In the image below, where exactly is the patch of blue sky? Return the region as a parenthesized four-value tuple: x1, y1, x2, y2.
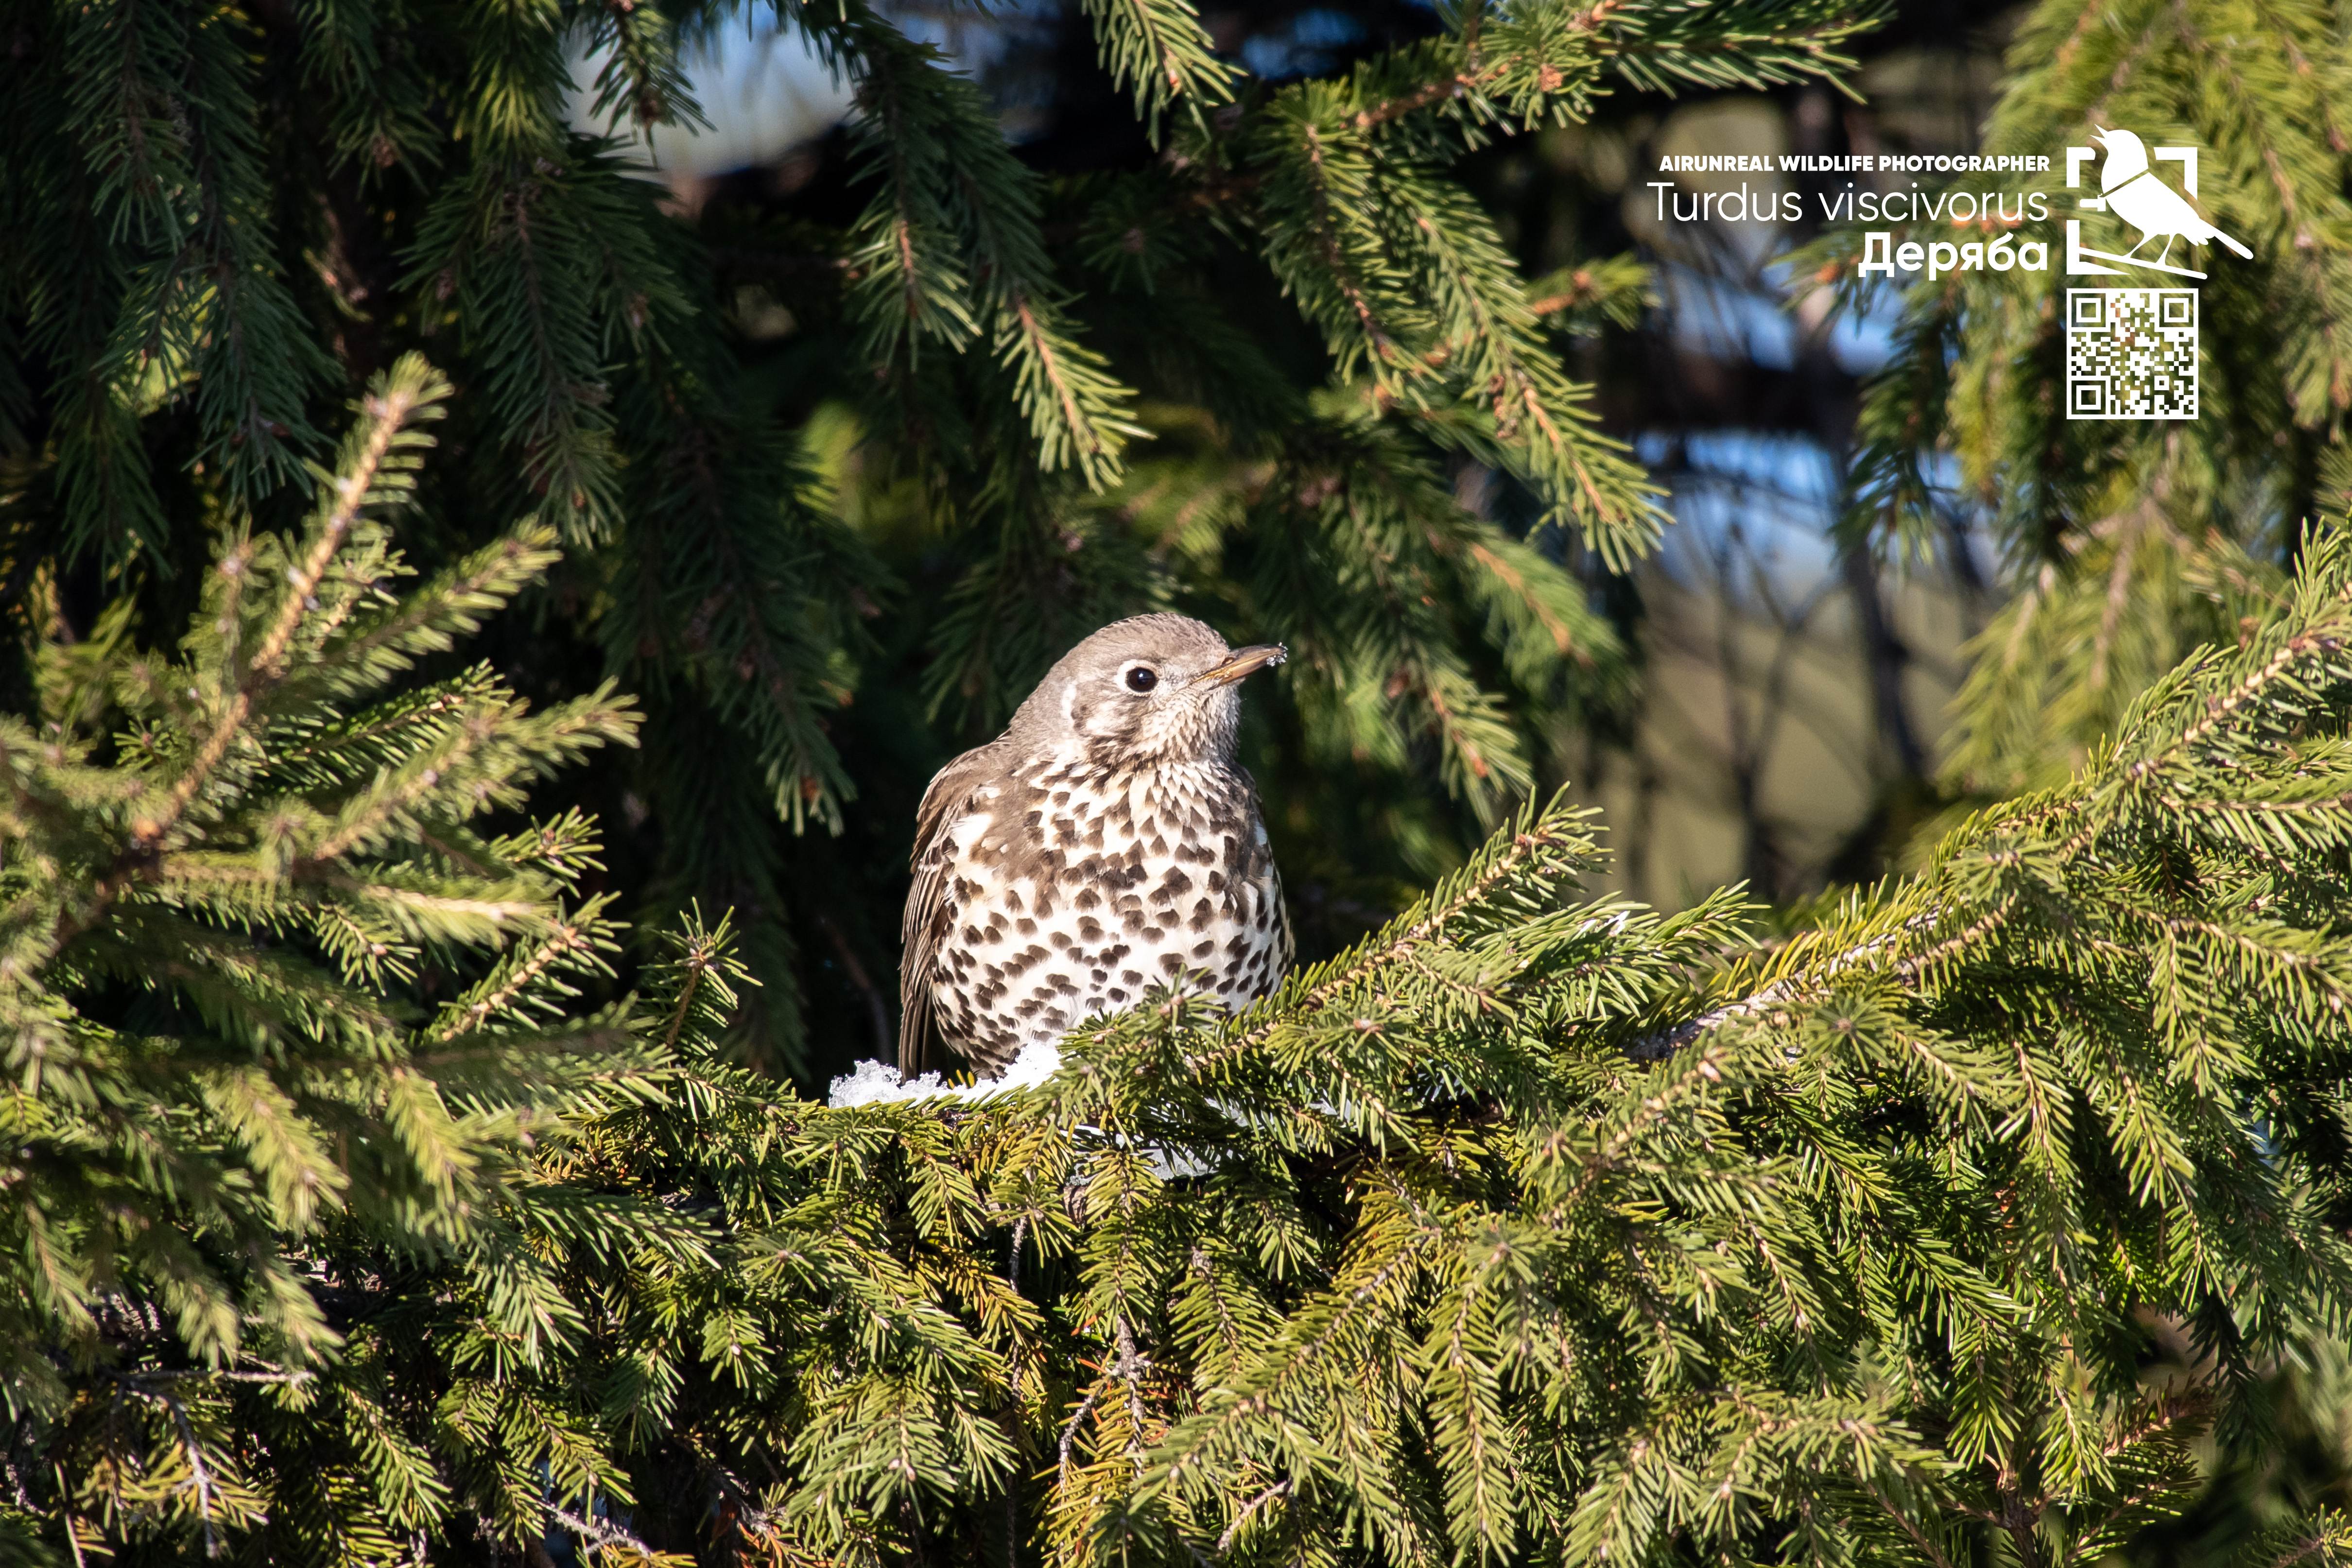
(1637, 430, 1844, 596)
(568, 2, 1083, 174)
(1658, 265, 1799, 369)
(1660, 262, 1900, 375)
(566, 13, 853, 176)
(1240, 10, 1368, 81)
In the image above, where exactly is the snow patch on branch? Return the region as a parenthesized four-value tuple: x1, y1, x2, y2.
(822, 1041, 1212, 1178)
(827, 1040, 1063, 1107)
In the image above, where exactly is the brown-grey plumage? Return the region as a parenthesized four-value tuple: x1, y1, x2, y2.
(899, 614, 1291, 1078)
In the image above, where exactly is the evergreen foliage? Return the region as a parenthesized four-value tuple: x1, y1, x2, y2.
(11, 348, 2352, 1568)
(15, 1, 2352, 1565)
(0, 361, 669, 1561)
(1811, 5, 2352, 1535)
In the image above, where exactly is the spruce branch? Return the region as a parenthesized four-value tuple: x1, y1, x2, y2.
(1077, 0, 1238, 140)
(3, 361, 655, 1553)
(1184, 790, 1604, 1075)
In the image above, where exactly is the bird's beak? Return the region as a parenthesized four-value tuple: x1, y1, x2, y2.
(2091, 127, 2107, 145)
(1194, 644, 1287, 687)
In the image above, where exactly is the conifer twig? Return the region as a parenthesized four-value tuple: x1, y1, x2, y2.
(147, 376, 422, 851)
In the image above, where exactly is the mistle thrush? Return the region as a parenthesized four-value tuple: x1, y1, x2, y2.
(899, 615, 1291, 1079)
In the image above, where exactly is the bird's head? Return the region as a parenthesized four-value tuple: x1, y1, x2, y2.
(1007, 613, 1285, 768)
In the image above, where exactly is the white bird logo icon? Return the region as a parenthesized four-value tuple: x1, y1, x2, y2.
(2092, 126, 2251, 267)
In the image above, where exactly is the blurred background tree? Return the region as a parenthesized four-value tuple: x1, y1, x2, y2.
(1831, 0, 2352, 815)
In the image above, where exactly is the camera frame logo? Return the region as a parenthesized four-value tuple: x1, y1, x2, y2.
(2061, 127, 2249, 422)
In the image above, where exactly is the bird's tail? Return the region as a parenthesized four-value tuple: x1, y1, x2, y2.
(2216, 229, 2253, 259)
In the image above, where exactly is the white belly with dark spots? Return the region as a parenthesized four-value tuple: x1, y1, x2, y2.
(929, 760, 1286, 1060)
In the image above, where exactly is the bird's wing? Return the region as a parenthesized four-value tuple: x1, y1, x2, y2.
(1241, 769, 1294, 987)
(899, 739, 1009, 1079)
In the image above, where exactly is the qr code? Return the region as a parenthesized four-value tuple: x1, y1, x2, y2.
(2066, 288, 2197, 420)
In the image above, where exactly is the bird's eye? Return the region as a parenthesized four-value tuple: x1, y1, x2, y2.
(1124, 665, 1159, 694)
